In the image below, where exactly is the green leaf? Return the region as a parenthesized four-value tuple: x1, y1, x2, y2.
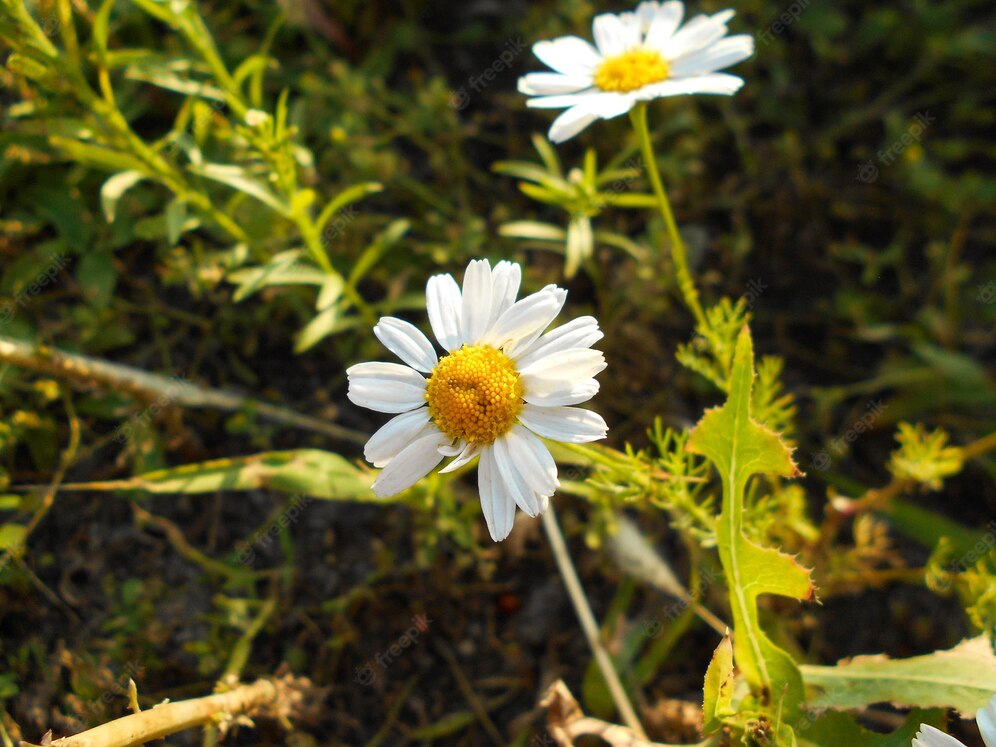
(228, 251, 326, 302)
(316, 275, 344, 311)
(531, 132, 562, 177)
(0, 523, 27, 551)
(498, 221, 565, 242)
(316, 182, 383, 234)
(50, 136, 148, 173)
(801, 636, 996, 715)
(703, 633, 736, 733)
(56, 450, 376, 501)
(883, 499, 986, 557)
(92, 0, 116, 57)
(800, 709, 943, 747)
(688, 326, 812, 724)
(100, 170, 147, 223)
(77, 252, 118, 309)
(294, 306, 338, 353)
(565, 215, 592, 279)
(164, 198, 187, 246)
(190, 163, 291, 216)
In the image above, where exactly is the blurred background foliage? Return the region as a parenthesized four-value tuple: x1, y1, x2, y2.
(0, 0, 995, 743)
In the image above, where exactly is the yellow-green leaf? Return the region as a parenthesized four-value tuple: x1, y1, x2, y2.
(54, 450, 376, 501)
(801, 636, 996, 716)
(688, 326, 812, 723)
(703, 633, 735, 733)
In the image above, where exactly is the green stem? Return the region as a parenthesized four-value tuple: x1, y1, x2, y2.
(629, 103, 707, 329)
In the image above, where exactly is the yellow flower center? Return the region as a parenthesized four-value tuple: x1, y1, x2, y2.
(594, 48, 670, 92)
(425, 345, 524, 445)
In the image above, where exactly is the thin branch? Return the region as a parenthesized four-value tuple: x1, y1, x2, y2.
(31, 676, 311, 747)
(0, 335, 365, 443)
(542, 505, 647, 739)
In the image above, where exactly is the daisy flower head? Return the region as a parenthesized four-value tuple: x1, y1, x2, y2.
(346, 260, 608, 542)
(518, 1, 754, 143)
(910, 693, 996, 747)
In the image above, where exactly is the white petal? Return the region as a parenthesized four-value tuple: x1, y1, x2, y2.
(548, 105, 600, 143)
(371, 429, 448, 497)
(426, 273, 462, 352)
(635, 1, 662, 28)
(347, 362, 427, 413)
(592, 13, 639, 57)
(514, 316, 603, 367)
(979, 695, 996, 747)
(637, 73, 744, 100)
(527, 92, 597, 109)
(520, 348, 607, 384)
(533, 35, 603, 75)
(507, 424, 560, 496)
(492, 428, 558, 517)
(482, 285, 566, 355)
(439, 442, 481, 474)
(460, 259, 493, 345)
(518, 72, 595, 96)
(670, 34, 753, 77)
(523, 378, 600, 407)
(518, 404, 608, 443)
(662, 12, 734, 60)
(373, 317, 438, 372)
(538, 91, 641, 141)
(438, 440, 466, 457)
(645, 1, 684, 49)
(364, 407, 432, 467)
(488, 260, 521, 327)
(911, 725, 967, 747)
(479, 446, 516, 541)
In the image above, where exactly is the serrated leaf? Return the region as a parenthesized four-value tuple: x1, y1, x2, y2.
(55, 450, 375, 501)
(801, 636, 996, 715)
(688, 326, 812, 723)
(703, 633, 735, 732)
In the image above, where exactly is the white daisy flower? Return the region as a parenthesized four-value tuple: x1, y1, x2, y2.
(346, 259, 608, 542)
(518, 1, 754, 143)
(911, 694, 996, 747)
(979, 695, 996, 747)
